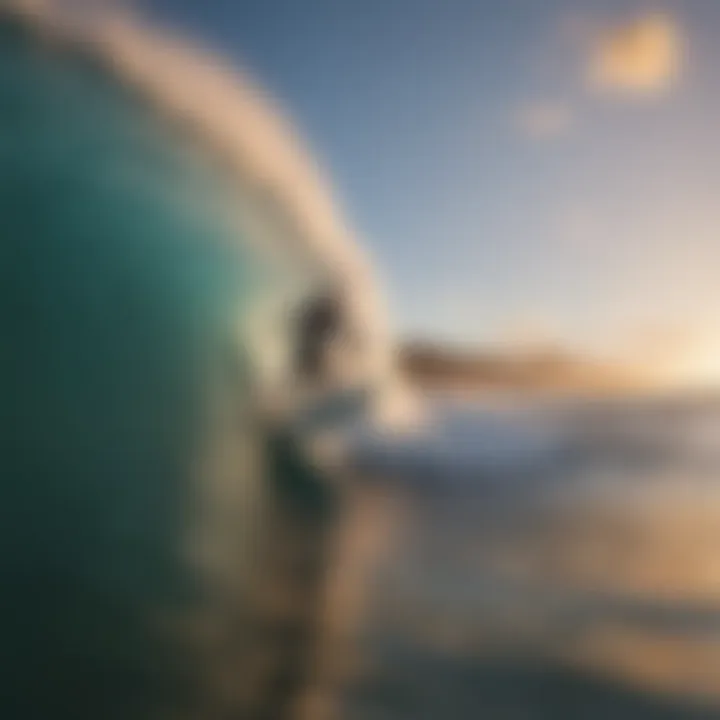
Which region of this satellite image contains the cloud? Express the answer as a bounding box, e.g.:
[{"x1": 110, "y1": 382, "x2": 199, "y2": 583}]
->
[
  {"x1": 589, "y1": 13, "x2": 682, "y2": 94},
  {"x1": 516, "y1": 101, "x2": 574, "y2": 138}
]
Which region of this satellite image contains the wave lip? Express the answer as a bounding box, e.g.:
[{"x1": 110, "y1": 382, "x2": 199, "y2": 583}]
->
[{"x1": 4, "y1": 0, "x2": 408, "y2": 421}]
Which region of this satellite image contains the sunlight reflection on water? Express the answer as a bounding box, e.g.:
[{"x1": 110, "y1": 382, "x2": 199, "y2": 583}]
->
[{"x1": 343, "y1": 393, "x2": 720, "y2": 718}]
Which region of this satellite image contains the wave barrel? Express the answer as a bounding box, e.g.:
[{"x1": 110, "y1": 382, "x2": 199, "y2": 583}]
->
[{"x1": 0, "y1": 7, "x2": 395, "y2": 718}]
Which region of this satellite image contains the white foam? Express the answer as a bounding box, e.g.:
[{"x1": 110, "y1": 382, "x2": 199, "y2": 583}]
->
[{"x1": 4, "y1": 0, "x2": 418, "y2": 426}]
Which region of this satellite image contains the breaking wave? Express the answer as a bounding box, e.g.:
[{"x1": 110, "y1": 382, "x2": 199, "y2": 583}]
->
[{"x1": 5, "y1": 0, "x2": 420, "y2": 430}]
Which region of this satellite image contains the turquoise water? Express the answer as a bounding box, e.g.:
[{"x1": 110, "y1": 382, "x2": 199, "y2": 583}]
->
[{"x1": 2, "y1": 20, "x2": 339, "y2": 718}]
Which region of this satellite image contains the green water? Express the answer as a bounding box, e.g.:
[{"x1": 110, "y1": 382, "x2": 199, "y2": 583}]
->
[{"x1": 1, "y1": 19, "x2": 335, "y2": 718}]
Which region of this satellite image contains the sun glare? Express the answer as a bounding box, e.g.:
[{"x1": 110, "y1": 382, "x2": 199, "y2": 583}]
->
[{"x1": 672, "y1": 345, "x2": 720, "y2": 389}]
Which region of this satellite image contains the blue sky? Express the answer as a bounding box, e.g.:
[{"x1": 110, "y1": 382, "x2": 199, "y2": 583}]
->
[{"x1": 135, "y1": 0, "x2": 720, "y2": 377}]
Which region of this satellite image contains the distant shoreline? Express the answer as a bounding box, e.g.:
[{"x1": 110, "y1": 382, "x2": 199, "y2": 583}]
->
[{"x1": 398, "y1": 341, "x2": 716, "y2": 399}]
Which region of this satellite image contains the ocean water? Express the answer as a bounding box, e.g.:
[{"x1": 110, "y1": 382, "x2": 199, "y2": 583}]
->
[
  {"x1": 1, "y1": 12, "x2": 352, "y2": 718},
  {"x1": 1, "y1": 10, "x2": 401, "y2": 718},
  {"x1": 339, "y1": 393, "x2": 720, "y2": 719}
]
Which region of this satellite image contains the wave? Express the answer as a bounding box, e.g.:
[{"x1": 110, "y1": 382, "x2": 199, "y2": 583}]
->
[
  {"x1": 1, "y1": 8, "x2": 422, "y2": 716},
  {"x1": 4, "y1": 0, "x2": 420, "y2": 431}
]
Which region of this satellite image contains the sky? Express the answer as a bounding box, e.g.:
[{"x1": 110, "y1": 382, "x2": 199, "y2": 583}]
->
[{"x1": 133, "y1": 0, "x2": 720, "y2": 381}]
